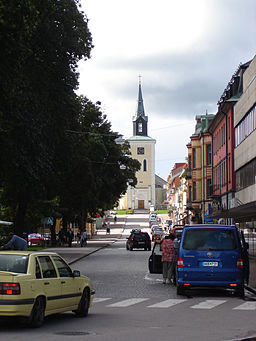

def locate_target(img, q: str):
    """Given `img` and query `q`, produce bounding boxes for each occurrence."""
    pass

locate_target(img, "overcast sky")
[78,0,256,180]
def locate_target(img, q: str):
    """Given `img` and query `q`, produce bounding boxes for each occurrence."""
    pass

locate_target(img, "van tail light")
[237,258,243,269]
[177,257,184,268]
[0,283,21,295]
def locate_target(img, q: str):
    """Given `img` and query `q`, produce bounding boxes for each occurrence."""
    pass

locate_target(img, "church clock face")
[137,147,144,155]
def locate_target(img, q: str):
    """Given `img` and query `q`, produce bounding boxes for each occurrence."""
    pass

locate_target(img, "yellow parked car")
[0,251,95,327]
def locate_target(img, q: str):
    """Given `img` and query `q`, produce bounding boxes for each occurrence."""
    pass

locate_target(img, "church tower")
[126,78,156,210]
[133,79,148,136]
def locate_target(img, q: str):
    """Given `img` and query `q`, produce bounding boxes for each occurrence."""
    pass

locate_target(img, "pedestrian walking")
[106,221,110,234]
[80,230,87,247]
[3,232,28,251]
[161,234,177,284]
[114,215,117,224]
[67,228,74,247]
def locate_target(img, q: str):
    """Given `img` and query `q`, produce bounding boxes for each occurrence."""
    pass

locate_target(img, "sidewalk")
[43,219,126,265]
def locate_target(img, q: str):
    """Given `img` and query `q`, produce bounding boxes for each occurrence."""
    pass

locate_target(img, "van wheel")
[176,284,184,295]
[235,285,245,298]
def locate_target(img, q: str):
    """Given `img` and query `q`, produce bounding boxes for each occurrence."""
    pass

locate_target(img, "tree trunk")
[15,199,27,236]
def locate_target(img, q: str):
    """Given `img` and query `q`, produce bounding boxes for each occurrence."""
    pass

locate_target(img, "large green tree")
[0,0,93,235]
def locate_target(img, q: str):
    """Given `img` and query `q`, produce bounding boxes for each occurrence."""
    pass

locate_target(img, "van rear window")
[183,229,237,251]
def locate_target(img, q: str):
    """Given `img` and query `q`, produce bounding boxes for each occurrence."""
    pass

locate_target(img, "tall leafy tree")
[0,0,93,235]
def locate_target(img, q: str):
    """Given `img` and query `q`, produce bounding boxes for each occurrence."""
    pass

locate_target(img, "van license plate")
[203,262,218,267]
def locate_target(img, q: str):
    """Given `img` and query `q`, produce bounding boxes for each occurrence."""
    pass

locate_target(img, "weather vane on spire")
[138,74,142,85]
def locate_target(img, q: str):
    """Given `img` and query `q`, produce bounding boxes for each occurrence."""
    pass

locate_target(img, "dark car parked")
[126,230,151,251]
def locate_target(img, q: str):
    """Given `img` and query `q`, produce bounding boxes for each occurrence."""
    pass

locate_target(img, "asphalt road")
[1,214,256,341]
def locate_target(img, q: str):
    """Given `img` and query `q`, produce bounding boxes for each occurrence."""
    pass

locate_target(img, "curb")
[68,227,125,265]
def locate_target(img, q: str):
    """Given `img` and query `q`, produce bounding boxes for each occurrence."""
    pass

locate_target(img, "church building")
[122,79,156,210]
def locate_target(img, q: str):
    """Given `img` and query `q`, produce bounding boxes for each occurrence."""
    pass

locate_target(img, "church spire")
[135,75,145,119]
[133,76,148,136]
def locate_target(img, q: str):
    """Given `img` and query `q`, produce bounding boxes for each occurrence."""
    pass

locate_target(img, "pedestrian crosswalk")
[92,297,256,311]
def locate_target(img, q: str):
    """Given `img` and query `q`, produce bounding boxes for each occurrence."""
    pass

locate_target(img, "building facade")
[209,61,250,223]
[186,114,215,223]
[233,56,256,223]
[167,163,187,224]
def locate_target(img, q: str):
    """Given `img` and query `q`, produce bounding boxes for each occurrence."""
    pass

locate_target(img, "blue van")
[176,224,249,297]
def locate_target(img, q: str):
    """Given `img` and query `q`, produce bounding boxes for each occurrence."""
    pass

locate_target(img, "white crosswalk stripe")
[106,298,149,307]
[93,297,254,310]
[93,298,112,304]
[191,300,226,309]
[233,302,256,310]
[147,299,187,308]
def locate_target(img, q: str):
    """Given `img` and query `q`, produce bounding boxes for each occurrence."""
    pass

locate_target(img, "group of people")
[58,228,88,247]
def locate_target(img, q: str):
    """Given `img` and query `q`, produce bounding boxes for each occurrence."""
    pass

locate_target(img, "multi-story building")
[209,60,251,223]
[233,56,256,223]
[167,163,186,225]
[186,114,215,223]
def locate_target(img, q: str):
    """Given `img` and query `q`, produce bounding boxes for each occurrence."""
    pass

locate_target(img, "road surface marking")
[233,302,256,310]
[93,298,112,304]
[191,300,226,309]
[107,298,149,307]
[148,299,187,308]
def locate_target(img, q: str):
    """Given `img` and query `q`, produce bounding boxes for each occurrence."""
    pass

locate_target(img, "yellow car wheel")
[28,297,45,328]
[74,288,90,317]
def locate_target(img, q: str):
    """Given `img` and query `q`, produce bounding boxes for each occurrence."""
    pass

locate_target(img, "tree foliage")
[0,0,139,235]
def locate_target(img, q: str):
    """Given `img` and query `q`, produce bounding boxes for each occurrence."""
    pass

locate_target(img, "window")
[188,155,192,169]
[228,117,230,140]
[193,181,196,200]
[138,122,143,133]
[137,147,144,155]
[52,256,73,277]
[207,179,212,198]
[236,157,256,191]
[0,255,28,273]
[38,256,57,278]
[192,148,196,169]
[235,104,256,147]
[189,185,192,201]
[206,144,211,166]
[143,159,147,171]
[35,259,42,279]
[183,229,236,250]
[228,154,231,183]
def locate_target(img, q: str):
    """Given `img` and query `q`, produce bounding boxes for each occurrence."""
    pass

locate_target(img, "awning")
[209,201,256,222]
